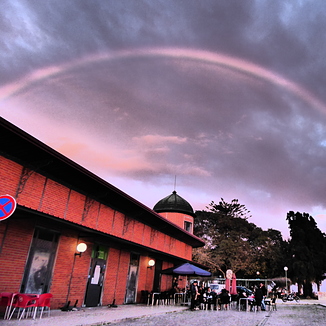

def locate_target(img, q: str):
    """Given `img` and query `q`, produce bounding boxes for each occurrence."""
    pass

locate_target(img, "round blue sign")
[0,195,17,221]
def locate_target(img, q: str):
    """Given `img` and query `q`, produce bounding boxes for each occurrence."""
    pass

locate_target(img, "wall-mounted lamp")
[75,242,87,256]
[148,259,155,268]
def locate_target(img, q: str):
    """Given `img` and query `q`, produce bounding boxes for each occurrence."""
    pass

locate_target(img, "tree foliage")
[286,211,326,297]
[193,198,287,278]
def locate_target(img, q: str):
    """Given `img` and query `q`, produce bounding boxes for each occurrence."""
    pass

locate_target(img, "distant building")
[0,118,204,309]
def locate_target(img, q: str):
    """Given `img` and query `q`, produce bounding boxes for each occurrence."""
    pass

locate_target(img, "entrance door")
[125,253,139,303]
[153,259,162,293]
[84,258,106,307]
[21,228,59,294]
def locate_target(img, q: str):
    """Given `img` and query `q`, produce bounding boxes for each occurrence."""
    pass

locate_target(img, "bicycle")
[281,292,300,302]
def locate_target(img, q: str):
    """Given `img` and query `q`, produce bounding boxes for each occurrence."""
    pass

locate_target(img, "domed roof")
[153,191,195,217]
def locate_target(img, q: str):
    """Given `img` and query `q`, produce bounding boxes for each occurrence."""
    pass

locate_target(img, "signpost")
[225,269,233,292]
[0,195,16,221]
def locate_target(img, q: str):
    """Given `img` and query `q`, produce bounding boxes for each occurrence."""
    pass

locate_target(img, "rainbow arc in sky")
[0,47,325,114]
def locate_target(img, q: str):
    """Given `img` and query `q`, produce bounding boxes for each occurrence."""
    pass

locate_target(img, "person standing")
[198,285,207,309]
[260,282,267,311]
[190,281,199,310]
[254,285,263,311]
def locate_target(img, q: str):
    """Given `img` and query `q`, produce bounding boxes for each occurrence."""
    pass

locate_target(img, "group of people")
[189,280,232,311]
[189,281,268,312]
[238,282,268,311]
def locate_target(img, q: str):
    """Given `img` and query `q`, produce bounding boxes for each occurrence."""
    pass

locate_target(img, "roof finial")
[174,175,177,192]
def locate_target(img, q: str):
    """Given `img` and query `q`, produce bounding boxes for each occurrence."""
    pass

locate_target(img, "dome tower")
[153,191,195,233]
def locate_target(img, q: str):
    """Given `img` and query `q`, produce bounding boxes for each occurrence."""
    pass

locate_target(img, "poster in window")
[25,251,50,294]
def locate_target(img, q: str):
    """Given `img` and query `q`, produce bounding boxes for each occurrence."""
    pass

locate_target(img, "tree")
[193,199,253,276]
[193,198,286,278]
[209,198,252,220]
[286,211,326,297]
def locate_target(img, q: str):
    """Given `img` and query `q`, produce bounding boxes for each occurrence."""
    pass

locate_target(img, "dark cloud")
[1,0,326,236]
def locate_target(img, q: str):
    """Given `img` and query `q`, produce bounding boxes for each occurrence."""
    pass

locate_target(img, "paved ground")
[110,304,326,326]
[1,299,326,326]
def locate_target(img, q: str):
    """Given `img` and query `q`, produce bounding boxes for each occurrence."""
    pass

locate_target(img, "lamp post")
[284,266,288,292]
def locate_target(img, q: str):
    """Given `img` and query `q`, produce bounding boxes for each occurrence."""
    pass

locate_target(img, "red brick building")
[0,118,204,309]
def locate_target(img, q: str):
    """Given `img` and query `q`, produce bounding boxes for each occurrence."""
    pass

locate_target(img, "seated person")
[172,277,180,293]
[248,297,256,311]
[238,290,247,311]
[206,287,218,310]
[218,288,230,310]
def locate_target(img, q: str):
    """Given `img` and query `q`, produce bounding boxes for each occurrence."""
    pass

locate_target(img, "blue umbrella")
[162,263,211,276]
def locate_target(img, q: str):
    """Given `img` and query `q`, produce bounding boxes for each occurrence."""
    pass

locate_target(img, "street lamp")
[284,266,288,292]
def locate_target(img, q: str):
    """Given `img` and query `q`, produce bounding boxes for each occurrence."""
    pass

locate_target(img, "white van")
[208,282,225,293]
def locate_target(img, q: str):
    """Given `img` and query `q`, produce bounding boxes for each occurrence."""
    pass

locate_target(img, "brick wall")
[50,232,90,309]
[160,261,174,292]
[103,248,130,304]
[0,156,22,195]
[0,219,33,292]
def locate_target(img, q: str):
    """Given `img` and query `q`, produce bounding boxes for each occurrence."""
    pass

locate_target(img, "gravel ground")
[264,305,326,326]
[1,301,325,326]
[108,305,326,326]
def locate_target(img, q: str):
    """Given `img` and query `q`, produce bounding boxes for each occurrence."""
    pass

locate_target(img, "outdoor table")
[239,298,254,312]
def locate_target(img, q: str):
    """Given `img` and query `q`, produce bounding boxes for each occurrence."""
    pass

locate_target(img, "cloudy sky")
[1,0,326,238]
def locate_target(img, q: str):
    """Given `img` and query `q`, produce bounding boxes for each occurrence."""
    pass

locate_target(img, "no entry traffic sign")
[0,195,16,221]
